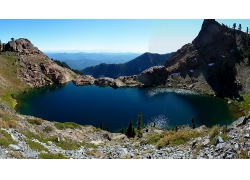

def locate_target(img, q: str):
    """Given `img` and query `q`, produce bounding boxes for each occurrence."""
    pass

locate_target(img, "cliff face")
[0,38,76,88]
[136,19,250,97]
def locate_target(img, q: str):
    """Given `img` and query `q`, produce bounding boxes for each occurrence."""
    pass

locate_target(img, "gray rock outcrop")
[138,66,169,86]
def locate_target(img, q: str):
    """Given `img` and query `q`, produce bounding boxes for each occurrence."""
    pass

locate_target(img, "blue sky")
[1,19,250,54]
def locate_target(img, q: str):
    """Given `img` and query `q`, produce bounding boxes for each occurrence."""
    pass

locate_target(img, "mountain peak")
[192,19,225,49]
[3,38,45,57]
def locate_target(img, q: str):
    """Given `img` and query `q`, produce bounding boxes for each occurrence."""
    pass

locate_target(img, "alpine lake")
[16,82,242,132]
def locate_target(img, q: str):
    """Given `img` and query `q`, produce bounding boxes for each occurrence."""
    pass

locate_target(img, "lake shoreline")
[15,81,242,132]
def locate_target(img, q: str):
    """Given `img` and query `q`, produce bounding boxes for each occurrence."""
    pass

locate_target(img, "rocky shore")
[1,103,249,159]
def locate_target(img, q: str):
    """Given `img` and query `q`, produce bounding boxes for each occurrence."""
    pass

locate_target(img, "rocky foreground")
[1,103,249,159]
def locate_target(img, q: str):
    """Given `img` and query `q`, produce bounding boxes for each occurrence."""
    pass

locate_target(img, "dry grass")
[120,154,131,159]
[239,148,249,159]
[156,129,205,149]
[86,150,96,156]
[9,151,24,159]
[208,125,220,139]
[0,120,8,128]
[0,119,19,129]
[27,118,43,125]
[39,153,68,159]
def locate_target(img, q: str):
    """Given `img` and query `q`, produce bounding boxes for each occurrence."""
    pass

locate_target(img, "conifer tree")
[125,120,135,138]
[233,23,236,30]
[192,122,196,129]
[106,125,110,132]
[238,24,242,31]
[121,126,124,134]
[137,112,143,131]
[191,117,195,129]
[99,120,103,130]
[131,127,136,138]
[137,112,143,138]
[191,117,195,124]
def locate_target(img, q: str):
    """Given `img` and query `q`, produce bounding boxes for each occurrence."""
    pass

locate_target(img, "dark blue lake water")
[16,82,236,132]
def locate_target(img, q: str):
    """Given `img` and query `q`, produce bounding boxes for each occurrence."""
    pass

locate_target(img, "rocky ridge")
[75,20,250,97]
[1,38,76,88]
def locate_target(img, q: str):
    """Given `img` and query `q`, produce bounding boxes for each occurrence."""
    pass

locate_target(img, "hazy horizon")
[1,19,250,54]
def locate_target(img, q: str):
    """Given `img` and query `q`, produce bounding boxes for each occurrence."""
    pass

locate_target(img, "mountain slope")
[137,19,250,98]
[0,38,76,108]
[82,52,175,78]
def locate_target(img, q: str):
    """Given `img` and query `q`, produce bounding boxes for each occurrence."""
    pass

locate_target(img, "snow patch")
[171,72,180,76]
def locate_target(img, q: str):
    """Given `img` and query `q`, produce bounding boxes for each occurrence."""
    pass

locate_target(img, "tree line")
[51,59,83,75]
[98,112,144,138]
[99,113,198,138]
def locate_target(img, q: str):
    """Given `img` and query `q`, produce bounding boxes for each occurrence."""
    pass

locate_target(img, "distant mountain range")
[45,52,142,70]
[82,52,175,78]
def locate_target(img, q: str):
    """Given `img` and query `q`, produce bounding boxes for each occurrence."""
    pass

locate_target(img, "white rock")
[9,144,21,151]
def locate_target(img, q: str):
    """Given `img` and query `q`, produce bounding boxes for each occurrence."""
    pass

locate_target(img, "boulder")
[214,136,224,146]
[0,149,7,159]
[4,38,43,55]
[227,125,234,132]
[138,66,168,86]
[72,75,95,86]
[202,139,210,147]
[9,144,21,151]
[95,77,115,86]
[244,134,250,138]
[102,133,111,141]
[233,116,247,127]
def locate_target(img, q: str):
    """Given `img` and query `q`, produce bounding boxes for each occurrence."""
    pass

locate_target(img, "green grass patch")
[39,153,68,159]
[232,94,250,116]
[21,130,48,144]
[0,53,32,109]
[21,130,96,151]
[0,129,17,147]
[43,126,53,133]
[11,87,32,99]
[53,122,82,130]
[26,139,48,152]
[45,136,84,150]
[210,133,229,145]
[147,134,162,145]
[55,139,80,150]
[94,128,102,132]
[169,139,185,146]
